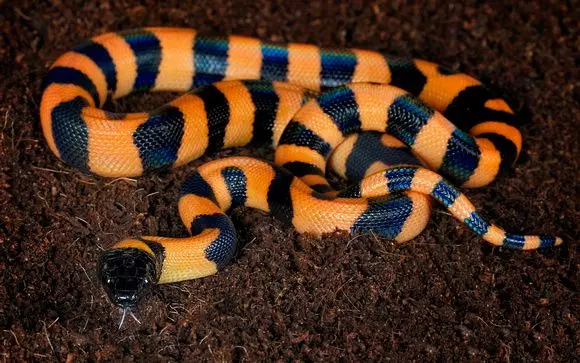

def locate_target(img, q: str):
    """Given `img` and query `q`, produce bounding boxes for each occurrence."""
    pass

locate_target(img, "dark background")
[0,0,578,361]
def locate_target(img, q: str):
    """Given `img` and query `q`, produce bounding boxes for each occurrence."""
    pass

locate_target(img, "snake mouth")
[97,248,159,309]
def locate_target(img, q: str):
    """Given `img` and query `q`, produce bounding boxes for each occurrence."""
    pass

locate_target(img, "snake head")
[97,248,158,309]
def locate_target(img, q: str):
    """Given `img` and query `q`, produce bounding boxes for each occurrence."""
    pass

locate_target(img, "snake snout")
[97,248,158,308]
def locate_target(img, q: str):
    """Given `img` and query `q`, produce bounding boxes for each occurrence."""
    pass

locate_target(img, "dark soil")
[0,0,578,361]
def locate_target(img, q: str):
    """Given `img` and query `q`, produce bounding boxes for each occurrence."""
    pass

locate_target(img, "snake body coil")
[39,28,562,309]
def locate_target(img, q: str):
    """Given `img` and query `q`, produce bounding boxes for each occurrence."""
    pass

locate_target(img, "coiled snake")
[39,28,562,318]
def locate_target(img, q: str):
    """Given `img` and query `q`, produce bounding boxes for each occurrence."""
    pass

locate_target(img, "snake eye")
[97,248,158,309]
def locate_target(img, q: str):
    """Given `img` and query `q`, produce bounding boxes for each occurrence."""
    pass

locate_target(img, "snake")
[39,27,562,312]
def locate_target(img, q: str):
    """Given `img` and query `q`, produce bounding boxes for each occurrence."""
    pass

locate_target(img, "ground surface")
[0,0,578,361]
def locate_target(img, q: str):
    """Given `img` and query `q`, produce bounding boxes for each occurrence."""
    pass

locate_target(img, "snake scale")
[39,28,562,312]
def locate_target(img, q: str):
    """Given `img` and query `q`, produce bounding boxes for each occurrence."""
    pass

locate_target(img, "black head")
[97,248,159,309]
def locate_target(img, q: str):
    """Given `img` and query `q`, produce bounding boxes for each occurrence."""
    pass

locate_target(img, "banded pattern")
[40,27,521,183]
[38,28,561,310]
[275,83,504,189]
[99,157,561,307]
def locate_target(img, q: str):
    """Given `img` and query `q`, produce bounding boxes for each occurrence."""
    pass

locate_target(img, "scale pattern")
[38,28,561,308]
